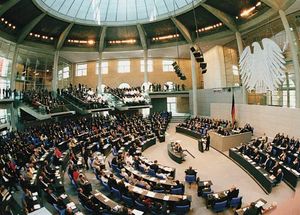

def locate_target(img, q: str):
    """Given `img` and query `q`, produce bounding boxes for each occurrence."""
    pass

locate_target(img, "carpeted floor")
[64,123,296,215]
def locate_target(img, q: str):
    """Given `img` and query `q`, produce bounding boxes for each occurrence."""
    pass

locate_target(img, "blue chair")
[139,165,145,173]
[79,200,94,213]
[229,196,242,208]
[212,200,227,213]
[122,195,134,207]
[102,181,111,193]
[272,148,277,157]
[111,164,119,172]
[175,205,190,214]
[153,189,164,193]
[171,187,184,195]
[286,157,292,165]
[134,200,147,212]
[185,175,196,185]
[148,168,156,177]
[111,187,121,200]
[202,189,213,199]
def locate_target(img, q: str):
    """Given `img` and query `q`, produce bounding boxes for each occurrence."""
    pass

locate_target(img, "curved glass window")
[34,0,202,26]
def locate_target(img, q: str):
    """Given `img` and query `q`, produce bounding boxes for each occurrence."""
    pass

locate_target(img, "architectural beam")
[261,0,296,11]
[56,23,74,50]
[200,3,238,32]
[17,13,46,44]
[137,24,147,50]
[170,17,192,44]
[0,0,20,17]
[98,26,107,52]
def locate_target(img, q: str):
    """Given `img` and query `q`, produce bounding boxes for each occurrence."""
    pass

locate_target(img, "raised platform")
[115,104,152,111]
[167,143,184,164]
[0,98,14,103]
[149,91,189,98]
[210,131,252,152]
[20,105,75,121]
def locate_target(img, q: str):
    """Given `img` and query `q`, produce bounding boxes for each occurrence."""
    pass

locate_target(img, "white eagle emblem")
[239,38,286,93]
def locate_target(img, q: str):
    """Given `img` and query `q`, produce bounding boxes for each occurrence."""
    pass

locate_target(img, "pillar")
[235,31,248,105]
[52,50,59,94]
[10,44,19,91]
[97,52,103,94]
[279,9,300,108]
[143,50,149,92]
[190,50,198,116]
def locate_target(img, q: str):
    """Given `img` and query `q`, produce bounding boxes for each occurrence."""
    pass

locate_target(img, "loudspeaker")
[190,47,196,53]
[200,62,207,70]
[202,69,207,74]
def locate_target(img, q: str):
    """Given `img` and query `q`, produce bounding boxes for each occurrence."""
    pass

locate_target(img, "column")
[190,50,198,116]
[52,50,59,94]
[143,50,149,92]
[279,9,300,108]
[97,52,103,94]
[10,44,19,91]
[235,31,248,105]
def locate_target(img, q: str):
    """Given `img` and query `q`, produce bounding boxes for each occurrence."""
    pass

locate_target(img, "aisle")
[142,123,295,214]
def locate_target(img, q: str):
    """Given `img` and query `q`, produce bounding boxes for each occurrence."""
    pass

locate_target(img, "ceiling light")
[87,40,95,45]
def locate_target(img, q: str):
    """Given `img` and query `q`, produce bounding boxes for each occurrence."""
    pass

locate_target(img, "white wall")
[203,46,226,89]
[189,87,244,116]
[211,103,300,138]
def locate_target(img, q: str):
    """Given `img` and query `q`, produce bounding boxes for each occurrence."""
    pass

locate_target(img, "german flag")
[231,91,236,124]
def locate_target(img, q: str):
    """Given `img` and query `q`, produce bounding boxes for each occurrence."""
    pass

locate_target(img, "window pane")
[118,60,130,73]
[76,63,87,76]
[140,59,153,72]
[163,60,174,72]
[96,61,108,74]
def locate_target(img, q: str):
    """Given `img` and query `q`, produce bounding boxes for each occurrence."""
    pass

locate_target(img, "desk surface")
[235,198,267,215]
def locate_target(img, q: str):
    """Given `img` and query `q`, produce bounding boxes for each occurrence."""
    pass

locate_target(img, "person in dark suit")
[274,169,284,185]
[263,155,273,172]
[108,174,118,189]
[150,160,159,173]
[185,166,197,176]
[205,134,210,151]
[244,202,262,215]
[77,188,95,210]
[227,186,239,201]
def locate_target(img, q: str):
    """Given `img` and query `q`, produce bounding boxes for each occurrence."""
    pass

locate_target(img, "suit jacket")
[185,169,197,176]
[227,188,239,200]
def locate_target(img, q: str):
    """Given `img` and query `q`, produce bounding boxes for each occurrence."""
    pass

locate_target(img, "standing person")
[205,134,210,151]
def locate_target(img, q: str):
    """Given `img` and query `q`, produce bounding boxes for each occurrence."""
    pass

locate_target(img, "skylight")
[34,0,202,26]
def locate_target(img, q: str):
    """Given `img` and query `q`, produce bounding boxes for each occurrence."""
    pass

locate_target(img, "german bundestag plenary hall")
[0,0,300,214]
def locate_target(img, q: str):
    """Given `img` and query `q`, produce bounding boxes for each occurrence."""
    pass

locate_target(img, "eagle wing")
[261,38,286,91]
[239,45,255,91]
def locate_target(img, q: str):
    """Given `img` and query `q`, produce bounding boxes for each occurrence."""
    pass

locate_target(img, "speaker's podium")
[198,139,205,152]
[209,131,252,152]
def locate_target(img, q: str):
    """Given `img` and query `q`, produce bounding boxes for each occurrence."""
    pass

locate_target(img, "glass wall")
[0,38,15,99]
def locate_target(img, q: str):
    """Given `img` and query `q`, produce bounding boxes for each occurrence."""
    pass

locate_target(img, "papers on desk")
[279,161,283,165]
[263,173,268,176]
[255,200,265,208]
[255,166,261,169]
[33,204,41,210]
[133,187,143,193]
[60,194,68,199]
[32,192,38,196]
[132,209,144,215]
[163,196,170,201]
[204,181,208,186]
[147,191,156,198]
[104,198,109,203]
[269,175,276,180]
[213,194,219,198]
[292,169,300,176]
[66,202,76,210]
[32,196,37,201]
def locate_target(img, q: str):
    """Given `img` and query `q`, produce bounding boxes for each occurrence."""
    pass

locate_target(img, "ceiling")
[0,0,274,53]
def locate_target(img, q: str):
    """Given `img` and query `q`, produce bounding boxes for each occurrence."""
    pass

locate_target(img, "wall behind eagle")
[211,103,300,138]
[72,58,203,89]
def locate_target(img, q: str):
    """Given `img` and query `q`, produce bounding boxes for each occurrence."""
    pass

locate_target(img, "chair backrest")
[175,205,190,214]
[148,168,156,176]
[185,175,196,183]
[230,196,242,208]
[213,200,227,212]
[171,187,183,195]
[122,195,133,207]
[135,200,147,212]
[111,187,121,200]
[153,189,164,193]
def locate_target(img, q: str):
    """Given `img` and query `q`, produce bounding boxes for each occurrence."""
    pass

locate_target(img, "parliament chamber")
[0,0,300,214]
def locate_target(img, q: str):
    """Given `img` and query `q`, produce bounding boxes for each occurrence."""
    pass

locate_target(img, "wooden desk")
[139,156,176,178]
[210,131,252,152]
[176,126,202,139]
[167,143,184,164]
[229,148,275,194]
[124,165,176,186]
[235,198,267,215]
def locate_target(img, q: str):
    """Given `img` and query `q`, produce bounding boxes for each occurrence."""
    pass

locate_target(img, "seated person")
[273,169,284,185]
[78,174,92,194]
[227,186,239,201]
[150,160,159,172]
[291,158,300,171]
[244,202,262,215]
[77,188,96,210]
[185,166,197,176]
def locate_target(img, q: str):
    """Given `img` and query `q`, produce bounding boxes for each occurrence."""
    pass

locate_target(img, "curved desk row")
[139,156,176,178]
[167,144,184,164]
[229,148,275,194]
[175,126,202,139]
